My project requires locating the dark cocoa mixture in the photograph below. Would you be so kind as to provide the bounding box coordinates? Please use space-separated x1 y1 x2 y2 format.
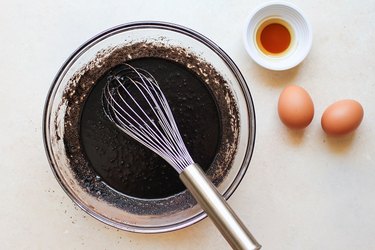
60 42 239 213
81 58 220 198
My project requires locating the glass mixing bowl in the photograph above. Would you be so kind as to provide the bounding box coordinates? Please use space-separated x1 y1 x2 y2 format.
43 21 256 233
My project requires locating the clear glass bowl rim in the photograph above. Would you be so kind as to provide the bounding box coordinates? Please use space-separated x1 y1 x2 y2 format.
43 21 257 233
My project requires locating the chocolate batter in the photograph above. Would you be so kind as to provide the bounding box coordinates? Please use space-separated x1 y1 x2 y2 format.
61 42 240 213
80 58 221 198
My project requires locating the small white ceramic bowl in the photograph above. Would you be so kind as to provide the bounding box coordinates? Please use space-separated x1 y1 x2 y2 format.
243 1 312 71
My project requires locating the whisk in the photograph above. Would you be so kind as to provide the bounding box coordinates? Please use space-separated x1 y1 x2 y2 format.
102 64 261 250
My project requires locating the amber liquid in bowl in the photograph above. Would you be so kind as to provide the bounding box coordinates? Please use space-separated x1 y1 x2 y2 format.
256 18 293 56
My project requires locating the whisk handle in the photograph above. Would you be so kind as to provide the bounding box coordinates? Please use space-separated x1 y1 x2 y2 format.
180 164 261 250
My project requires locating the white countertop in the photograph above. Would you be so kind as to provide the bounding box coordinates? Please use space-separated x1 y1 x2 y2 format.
1 0 374 249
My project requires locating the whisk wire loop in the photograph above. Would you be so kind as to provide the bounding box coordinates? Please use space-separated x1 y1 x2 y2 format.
102 64 194 173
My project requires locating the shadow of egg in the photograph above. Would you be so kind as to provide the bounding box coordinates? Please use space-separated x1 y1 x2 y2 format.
322 132 356 154
286 128 306 146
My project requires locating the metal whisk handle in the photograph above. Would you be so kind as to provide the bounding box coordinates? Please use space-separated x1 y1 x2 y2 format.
180 164 261 250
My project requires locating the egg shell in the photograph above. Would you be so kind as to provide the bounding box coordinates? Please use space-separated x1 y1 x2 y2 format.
278 85 314 129
321 99 364 136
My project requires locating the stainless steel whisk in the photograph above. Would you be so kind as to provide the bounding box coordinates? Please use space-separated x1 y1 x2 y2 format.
102 64 261 250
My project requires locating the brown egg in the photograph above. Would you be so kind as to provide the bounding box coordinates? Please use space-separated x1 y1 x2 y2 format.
278 85 314 129
321 99 364 136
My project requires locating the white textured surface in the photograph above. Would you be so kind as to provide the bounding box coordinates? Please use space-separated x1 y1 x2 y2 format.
1 0 374 249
